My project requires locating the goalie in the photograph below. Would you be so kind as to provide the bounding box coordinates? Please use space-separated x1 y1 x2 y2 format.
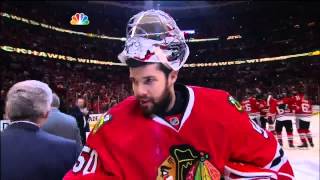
64 9 294 180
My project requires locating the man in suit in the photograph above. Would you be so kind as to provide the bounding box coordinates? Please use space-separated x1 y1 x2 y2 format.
69 98 90 145
1 80 80 180
42 93 82 147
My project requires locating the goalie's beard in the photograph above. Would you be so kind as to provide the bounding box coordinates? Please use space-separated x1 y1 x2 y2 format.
139 82 172 118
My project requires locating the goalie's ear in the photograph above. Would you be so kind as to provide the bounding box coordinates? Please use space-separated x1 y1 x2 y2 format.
168 70 178 86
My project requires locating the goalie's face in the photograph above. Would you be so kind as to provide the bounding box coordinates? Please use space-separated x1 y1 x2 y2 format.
129 63 176 116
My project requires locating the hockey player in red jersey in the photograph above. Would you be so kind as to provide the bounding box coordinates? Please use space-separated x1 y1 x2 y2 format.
257 93 269 130
241 92 261 126
294 91 314 148
269 92 295 148
64 9 294 180
267 92 277 134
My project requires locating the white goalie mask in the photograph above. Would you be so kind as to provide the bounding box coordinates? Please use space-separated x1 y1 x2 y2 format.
118 9 190 71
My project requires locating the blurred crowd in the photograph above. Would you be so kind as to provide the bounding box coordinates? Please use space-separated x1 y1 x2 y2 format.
1 1 319 118
1 53 319 118
0 16 122 62
1 54 131 117
1 1 319 62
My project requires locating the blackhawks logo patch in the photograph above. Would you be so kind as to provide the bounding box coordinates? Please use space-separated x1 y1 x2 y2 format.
157 144 221 180
92 112 112 134
228 96 243 112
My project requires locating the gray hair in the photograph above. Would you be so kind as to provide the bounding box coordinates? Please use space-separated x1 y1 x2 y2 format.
5 80 53 122
51 93 60 108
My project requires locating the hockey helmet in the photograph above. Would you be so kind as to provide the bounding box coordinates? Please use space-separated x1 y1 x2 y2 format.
118 9 190 71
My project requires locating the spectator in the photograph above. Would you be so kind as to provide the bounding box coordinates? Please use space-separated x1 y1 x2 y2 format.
42 93 83 148
1 80 80 180
69 97 90 145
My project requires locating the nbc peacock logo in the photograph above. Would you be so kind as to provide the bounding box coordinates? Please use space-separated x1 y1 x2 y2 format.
70 13 90 25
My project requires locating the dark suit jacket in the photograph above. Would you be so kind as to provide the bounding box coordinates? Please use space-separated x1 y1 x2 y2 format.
1 121 80 180
69 107 90 145
42 108 83 147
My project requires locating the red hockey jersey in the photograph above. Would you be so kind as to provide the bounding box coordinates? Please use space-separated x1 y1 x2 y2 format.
269 97 295 119
295 97 313 117
281 97 295 116
293 94 304 103
64 86 294 179
241 97 260 115
258 99 268 117
267 95 277 119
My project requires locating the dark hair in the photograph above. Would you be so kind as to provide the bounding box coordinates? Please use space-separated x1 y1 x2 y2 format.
126 59 172 78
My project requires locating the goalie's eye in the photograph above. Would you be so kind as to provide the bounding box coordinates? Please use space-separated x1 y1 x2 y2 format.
144 77 155 85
